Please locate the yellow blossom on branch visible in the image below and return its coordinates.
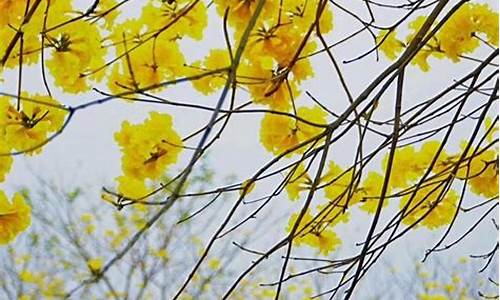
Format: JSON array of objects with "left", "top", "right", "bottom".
[
  {"left": 287, "top": 210, "right": 342, "bottom": 256},
  {"left": 377, "top": 30, "right": 405, "bottom": 60},
  {"left": 114, "top": 112, "right": 183, "bottom": 180},
  {"left": 0, "top": 94, "right": 67, "bottom": 155},
  {"left": 46, "top": 20, "right": 107, "bottom": 93},
  {"left": 260, "top": 106, "right": 327, "bottom": 155},
  {"left": 0, "top": 191, "right": 31, "bottom": 245},
  {"left": 400, "top": 182, "right": 458, "bottom": 230},
  {"left": 285, "top": 163, "right": 312, "bottom": 201}
]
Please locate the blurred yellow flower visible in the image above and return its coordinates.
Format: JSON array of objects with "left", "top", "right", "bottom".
[
  {"left": 87, "top": 257, "right": 103, "bottom": 274},
  {"left": 0, "top": 191, "right": 31, "bottom": 245}
]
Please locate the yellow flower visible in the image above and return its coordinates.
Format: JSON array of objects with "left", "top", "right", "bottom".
[
  {"left": 96, "top": 0, "right": 120, "bottom": 30},
  {"left": 437, "top": 4, "right": 479, "bottom": 62},
  {"left": 444, "top": 283, "right": 455, "bottom": 293},
  {"left": 19, "top": 270, "right": 36, "bottom": 283},
  {"left": 438, "top": 3, "right": 498, "bottom": 62},
  {"left": 285, "top": 164, "right": 312, "bottom": 201},
  {"left": 80, "top": 213, "right": 94, "bottom": 223},
  {"left": 87, "top": 257, "right": 103, "bottom": 274},
  {"left": 0, "top": 141, "right": 13, "bottom": 182},
  {"left": 208, "top": 258, "right": 221, "bottom": 270},
  {"left": 485, "top": 117, "right": 498, "bottom": 143},
  {"left": 323, "top": 161, "right": 361, "bottom": 208},
  {"left": 152, "top": 248, "right": 169, "bottom": 261},
  {"left": 377, "top": 30, "right": 405, "bottom": 60},
  {"left": 115, "top": 112, "right": 183, "bottom": 180},
  {"left": 0, "top": 0, "right": 72, "bottom": 68},
  {"left": 291, "top": 51, "right": 315, "bottom": 83},
  {"left": 400, "top": 183, "right": 458, "bottom": 230},
  {"left": 0, "top": 191, "right": 31, "bottom": 245},
  {"left": 0, "top": 94, "right": 67, "bottom": 155},
  {"left": 259, "top": 106, "right": 327, "bottom": 155},
  {"left": 286, "top": 0, "right": 334, "bottom": 35},
  {"left": 382, "top": 144, "right": 434, "bottom": 190},
  {"left": 470, "top": 4, "right": 499, "bottom": 46},
  {"left": 239, "top": 62, "right": 300, "bottom": 111},
  {"left": 425, "top": 281, "right": 440, "bottom": 290},
  {"left": 287, "top": 210, "right": 341, "bottom": 256},
  {"left": 141, "top": 0, "right": 208, "bottom": 41},
  {"left": 46, "top": 20, "right": 106, "bottom": 93},
  {"left": 247, "top": 26, "right": 297, "bottom": 65},
  {"left": 0, "top": 1, "right": 26, "bottom": 28},
  {"left": 108, "top": 21, "right": 186, "bottom": 95},
  {"left": 260, "top": 112, "right": 299, "bottom": 154},
  {"left": 446, "top": 142, "right": 499, "bottom": 198},
  {"left": 461, "top": 148, "right": 498, "bottom": 198},
  {"left": 41, "top": 276, "right": 65, "bottom": 298},
  {"left": 213, "top": 0, "right": 278, "bottom": 34},
  {"left": 358, "top": 172, "right": 391, "bottom": 214},
  {"left": 406, "top": 16, "right": 443, "bottom": 71},
  {"left": 116, "top": 175, "right": 149, "bottom": 200},
  {"left": 106, "top": 227, "right": 130, "bottom": 249},
  {"left": 190, "top": 49, "right": 230, "bottom": 95}
]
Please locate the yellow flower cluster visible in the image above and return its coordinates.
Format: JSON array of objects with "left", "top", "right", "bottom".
[
  {"left": 80, "top": 212, "right": 96, "bottom": 235},
  {"left": 286, "top": 209, "right": 344, "bottom": 256},
  {"left": 104, "top": 212, "right": 131, "bottom": 249},
  {"left": 0, "top": 94, "right": 67, "bottom": 155},
  {"left": 378, "top": 3, "right": 498, "bottom": 71},
  {"left": 285, "top": 164, "right": 312, "bottom": 201},
  {"left": 284, "top": 162, "right": 352, "bottom": 255},
  {"left": 189, "top": 49, "right": 230, "bottom": 95},
  {"left": 108, "top": 20, "right": 185, "bottom": 95},
  {"left": 415, "top": 261, "right": 476, "bottom": 300},
  {"left": 114, "top": 112, "right": 183, "bottom": 199},
  {"left": 291, "top": 137, "right": 497, "bottom": 234},
  {"left": 0, "top": 1, "right": 69, "bottom": 68},
  {"left": 0, "top": 93, "right": 65, "bottom": 245},
  {"left": 260, "top": 106, "right": 327, "bottom": 155},
  {"left": 0, "top": 142, "right": 13, "bottom": 183},
  {"left": 107, "top": 0, "right": 208, "bottom": 95},
  {"left": 438, "top": 3, "right": 498, "bottom": 62},
  {"left": 0, "top": 191, "right": 31, "bottom": 245},
  {"left": 142, "top": 0, "right": 208, "bottom": 41},
  {"left": 322, "top": 162, "right": 392, "bottom": 214},
  {"left": 382, "top": 141, "right": 447, "bottom": 190},
  {"left": 203, "top": 1, "right": 334, "bottom": 155},
  {"left": 389, "top": 139, "right": 497, "bottom": 229},
  {"left": 453, "top": 146, "right": 498, "bottom": 199},
  {"left": 376, "top": 30, "right": 404, "bottom": 61},
  {"left": 467, "top": 149, "right": 498, "bottom": 198},
  {"left": 46, "top": 21, "right": 106, "bottom": 93},
  {"left": 322, "top": 161, "right": 358, "bottom": 207},
  {"left": 18, "top": 269, "right": 66, "bottom": 299},
  {"left": 0, "top": 1, "right": 114, "bottom": 92},
  {"left": 400, "top": 182, "right": 458, "bottom": 230},
  {"left": 283, "top": 159, "right": 393, "bottom": 252},
  {"left": 357, "top": 172, "right": 391, "bottom": 213}
]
